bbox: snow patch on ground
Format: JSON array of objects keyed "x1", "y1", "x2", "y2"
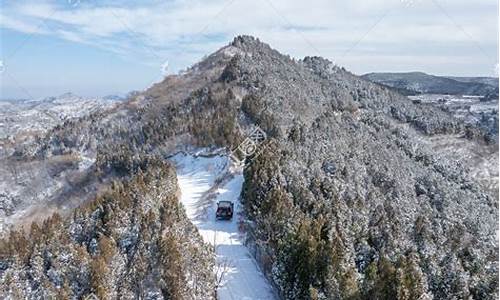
[{"x1": 171, "y1": 152, "x2": 275, "y2": 300}]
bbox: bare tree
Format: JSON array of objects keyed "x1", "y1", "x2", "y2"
[
  {"x1": 213, "y1": 230, "x2": 232, "y2": 298},
  {"x1": 214, "y1": 256, "x2": 232, "y2": 298}
]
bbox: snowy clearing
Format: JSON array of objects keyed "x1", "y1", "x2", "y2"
[{"x1": 171, "y1": 152, "x2": 275, "y2": 300}]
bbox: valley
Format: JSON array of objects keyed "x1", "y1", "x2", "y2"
[
  {"x1": 172, "y1": 152, "x2": 275, "y2": 299},
  {"x1": 0, "y1": 93, "x2": 122, "y2": 157},
  {"x1": 0, "y1": 36, "x2": 497, "y2": 299}
]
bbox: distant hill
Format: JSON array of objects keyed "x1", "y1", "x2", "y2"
[
  {"x1": 0, "y1": 93, "x2": 122, "y2": 147},
  {"x1": 362, "y1": 71, "x2": 498, "y2": 96},
  {"x1": 446, "y1": 76, "x2": 499, "y2": 87}
]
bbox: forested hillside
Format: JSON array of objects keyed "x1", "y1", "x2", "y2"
[
  {"x1": 230, "y1": 37, "x2": 498, "y2": 299},
  {"x1": 0, "y1": 156, "x2": 214, "y2": 299},
  {"x1": 0, "y1": 36, "x2": 497, "y2": 300}
]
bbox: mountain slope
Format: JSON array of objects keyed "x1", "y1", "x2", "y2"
[
  {"x1": 446, "y1": 76, "x2": 499, "y2": 88},
  {"x1": 226, "y1": 37, "x2": 497, "y2": 299},
  {"x1": 362, "y1": 72, "x2": 498, "y2": 96},
  {"x1": 0, "y1": 93, "x2": 122, "y2": 158},
  {"x1": 0, "y1": 156, "x2": 214, "y2": 299},
  {"x1": 0, "y1": 36, "x2": 497, "y2": 300}
]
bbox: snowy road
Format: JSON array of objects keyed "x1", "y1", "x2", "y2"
[{"x1": 171, "y1": 153, "x2": 275, "y2": 300}]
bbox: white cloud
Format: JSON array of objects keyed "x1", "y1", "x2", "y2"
[
  {"x1": 0, "y1": 15, "x2": 48, "y2": 35},
  {"x1": 1, "y1": 0, "x2": 498, "y2": 75}
]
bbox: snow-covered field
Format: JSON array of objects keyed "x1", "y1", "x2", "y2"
[
  {"x1": 171, "y1": 152, "x2": 275, "y2": 300},
  {"x1": 0, "y1": 93, "x2": 121, "y2": 155},
  {"x1": 408, "y1": 94, "x2": 498, "y2": 125}
]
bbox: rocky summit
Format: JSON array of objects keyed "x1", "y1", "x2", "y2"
[{"x1": 0, "y1": 36, "x2": 497, "y2": 299}]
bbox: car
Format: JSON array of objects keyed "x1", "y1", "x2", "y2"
[{"x1": 216, "y1": 201, "x2": 234, "y2": 220}]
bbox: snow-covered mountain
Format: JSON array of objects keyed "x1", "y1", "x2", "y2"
[
  {"x1": 0, "y1": 36, "x2": 497, "y2": 299},
  {"x1": 362, "y1": 71, "x2": 499, "y2": 97},
  {"x1": 0, "y1": 93, "x2": 124, "y2": 236},
  {"x1": 0, "y1": 93, "x2": 123, "y2": 156}
]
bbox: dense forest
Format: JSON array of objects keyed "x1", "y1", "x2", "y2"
[
  {"x1": 230, "y1": 37, "x2": 497, "y2": 299},
  {"x1": 0, "y1": 156, "x2": 215, "y2": 299}
]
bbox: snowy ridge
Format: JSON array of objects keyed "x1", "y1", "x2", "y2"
[
  {"x1": 0, "y1": 93, "x2": 121, "y2": 142},
  {"x1": 171, "y1": 152, "x2": 275, "y2": 300}
]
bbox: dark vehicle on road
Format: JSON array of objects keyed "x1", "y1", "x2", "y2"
[{"x1": 216, "y1": 201, "x2": 234, "y2": 220}]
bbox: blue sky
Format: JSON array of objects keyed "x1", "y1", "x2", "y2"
[{"x1": 1, "y1": 0, "x2": 498, "y2": 99}]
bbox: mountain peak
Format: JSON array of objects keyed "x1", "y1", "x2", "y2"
[
  {"x1": 231, "y1": 35, "x2": 260, "y2": 46},
  {"x1": 230, "y1": 35, "x2": 273, "y2": 53}
]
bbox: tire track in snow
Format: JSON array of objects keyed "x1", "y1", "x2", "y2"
[{"x1": 171, "y1": 153, "x2": 275, "y2": 300}]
